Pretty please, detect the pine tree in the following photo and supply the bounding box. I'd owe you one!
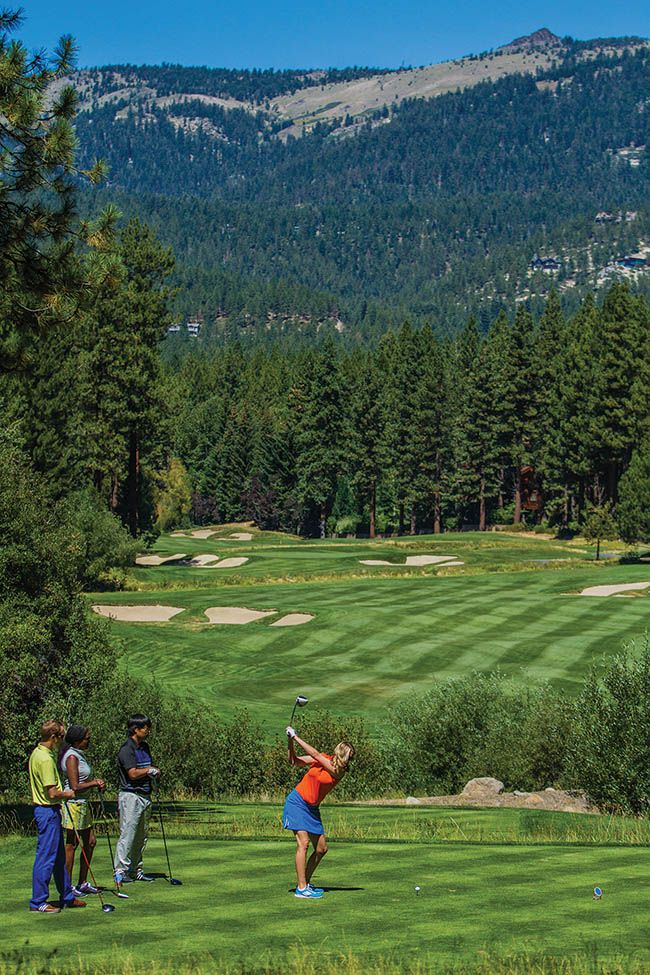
[294,341,344,537]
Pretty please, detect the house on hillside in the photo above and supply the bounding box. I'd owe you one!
[615,255,648,270]
[530,255,561,272]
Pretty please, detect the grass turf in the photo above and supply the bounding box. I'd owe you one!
[89,529,650,733]
[5,806,650,970]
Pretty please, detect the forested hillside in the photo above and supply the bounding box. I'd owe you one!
[71,39,650,334]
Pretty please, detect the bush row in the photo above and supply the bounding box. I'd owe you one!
[6,637,650,814]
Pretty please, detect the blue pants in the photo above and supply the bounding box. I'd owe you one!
[31,806,74,909]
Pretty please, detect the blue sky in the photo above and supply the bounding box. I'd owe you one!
[18,1,650,69]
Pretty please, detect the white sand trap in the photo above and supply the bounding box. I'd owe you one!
[270,613,314,627]
[204,607,276,624]
[360,555,462,567]
[211,557,249,569]
[578,582,650,597]
[92,604,183,622]
[437,561,465,567]
[170,529,216,539]
[229,532,253,541]
[184,554,221,566]
[135,553,187,566]
[405,555,459,566]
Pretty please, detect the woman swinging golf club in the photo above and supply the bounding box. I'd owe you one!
[283,727,355,899]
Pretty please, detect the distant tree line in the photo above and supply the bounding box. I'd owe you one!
[166,286,650,541]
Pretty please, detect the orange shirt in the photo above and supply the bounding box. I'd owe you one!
[295,755,338,806]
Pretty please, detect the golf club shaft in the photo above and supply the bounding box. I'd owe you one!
[154,784,175,882]
[97,795,120,887]
[63,800,110,911]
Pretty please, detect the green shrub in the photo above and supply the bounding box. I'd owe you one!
[564,636,650,813]
[80,675,266,799]
[381,674,572,796]
[60,489,139,588]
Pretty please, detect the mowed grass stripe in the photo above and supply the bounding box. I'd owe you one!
[90,559,650,732]
[5,835,650,965]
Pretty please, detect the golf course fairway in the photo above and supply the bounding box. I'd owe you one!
[88,530,650,732]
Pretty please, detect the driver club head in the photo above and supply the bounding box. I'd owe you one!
[295,695,308,708]
[102,903,115,913]
[170,877,183,886]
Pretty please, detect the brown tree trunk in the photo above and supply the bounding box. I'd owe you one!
[433,490,441,534]
[369,482,376,539]
[514,468,522,524]
[398,503,405,536]
[110,475,119,513]
[479,479,486,531]
[127,432,140,537]
[498,468,505,508]
[607,461,618,504]
[319,501,326,539]
[410,500,417,536]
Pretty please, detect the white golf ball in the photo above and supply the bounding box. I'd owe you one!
[415,885,421,893]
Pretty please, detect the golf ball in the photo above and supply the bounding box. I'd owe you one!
[415,885,421,894]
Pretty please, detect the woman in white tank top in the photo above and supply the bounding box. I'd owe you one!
[60,725,105,896]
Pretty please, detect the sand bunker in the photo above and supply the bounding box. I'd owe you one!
[229,532,253,541]
[170,529,216,539]
[360,555,463,567]
[203,607,276,624]
[92,605,183,622]
[183,554,221,566]
[212,557,249,569]
[135,553,187,566]
[578,582,650,597]
[270,613,314,627]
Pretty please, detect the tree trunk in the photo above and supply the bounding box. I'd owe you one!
[479,479,486,531]
[410,500,417,536]
[433,490,441,534]
[596,537,601,561]
[398,503,405,536]
[562,485,570,529]
[513,468,522,524]
[319,501,326,539]
[110,475,119,513]
[369,482,376,539]
[498,468,505,508]
[607,461,618,504]
[127,432,140,537]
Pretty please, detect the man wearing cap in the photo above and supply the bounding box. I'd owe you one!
[28,719,87,913]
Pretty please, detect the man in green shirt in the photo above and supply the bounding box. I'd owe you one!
[28,720,87,913]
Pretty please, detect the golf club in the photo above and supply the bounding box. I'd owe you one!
[289,695,309,727]
[63,801,115,913]
[96,794,129,899]
[154,783,182,886]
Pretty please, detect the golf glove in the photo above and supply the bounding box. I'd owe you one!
[286,726,297,739]
[147,767,161,778]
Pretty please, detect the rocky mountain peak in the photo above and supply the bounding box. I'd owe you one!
[499,27,563,52]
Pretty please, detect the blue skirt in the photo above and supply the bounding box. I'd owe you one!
[282,789,324,835]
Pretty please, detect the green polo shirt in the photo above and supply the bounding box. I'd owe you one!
[29,744,63,806]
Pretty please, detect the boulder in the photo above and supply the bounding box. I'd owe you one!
[461,777,505,798]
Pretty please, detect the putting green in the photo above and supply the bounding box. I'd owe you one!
[89,534,650,733]
[5,821,650,969]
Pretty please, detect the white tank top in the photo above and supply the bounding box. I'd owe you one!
[61,746,93,793]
